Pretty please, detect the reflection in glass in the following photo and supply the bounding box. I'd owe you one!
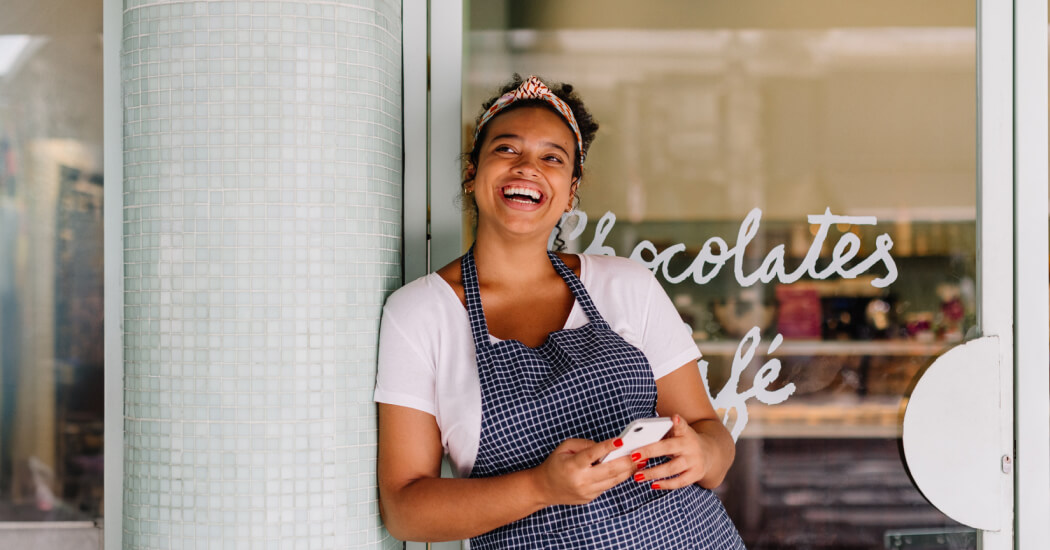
[467,2,977,547]
[0,0,104,521]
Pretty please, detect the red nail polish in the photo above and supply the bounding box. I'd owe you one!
[630,452,641,461]
[636,461,647,470]
[634,473,645,482]
[651,483,661,490]
[613,438,623,448]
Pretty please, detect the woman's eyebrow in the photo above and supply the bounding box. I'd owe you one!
[489,133,570,157]
[544,142,570,157]
[488,133,522,143]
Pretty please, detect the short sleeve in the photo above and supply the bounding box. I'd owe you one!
[639,274,701,380]
[374,309,438,417]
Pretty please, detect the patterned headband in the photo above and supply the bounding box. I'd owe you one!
[472,76,585,167]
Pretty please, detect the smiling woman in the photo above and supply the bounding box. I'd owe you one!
[458,76,598,247]
[375,75,745,548]
[468,107,577,241]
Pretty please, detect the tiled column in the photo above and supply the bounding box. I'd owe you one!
[121,1,402,548]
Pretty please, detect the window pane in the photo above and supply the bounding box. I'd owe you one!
[0,0,104,521]
[467,1,977,547]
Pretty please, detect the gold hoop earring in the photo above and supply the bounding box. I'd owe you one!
[565,194,578,213]
[566,178,581,212]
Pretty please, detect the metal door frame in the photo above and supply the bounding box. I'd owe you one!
[1009,0,1049,547]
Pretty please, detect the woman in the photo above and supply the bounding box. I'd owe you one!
[375,75,744,549]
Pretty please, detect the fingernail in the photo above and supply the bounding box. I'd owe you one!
[636,460,647,470]
[613,438,623,448]
[634,473,645,482]
[651,483,661,490]
[674,415,681,424]
[630,452,641,461]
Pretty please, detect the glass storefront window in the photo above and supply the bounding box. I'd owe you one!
[0,0,104,521]
[466,1,977,547]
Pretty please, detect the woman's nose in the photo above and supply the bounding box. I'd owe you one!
[513,155,540,176]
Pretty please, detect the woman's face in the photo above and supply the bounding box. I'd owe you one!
[469,106,578,243]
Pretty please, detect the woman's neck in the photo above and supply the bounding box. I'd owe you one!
[472,233,558,288]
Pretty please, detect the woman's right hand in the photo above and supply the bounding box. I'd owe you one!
[531,437,638,506]
[379,404,641,541]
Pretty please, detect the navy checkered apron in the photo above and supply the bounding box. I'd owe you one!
[462,248,745,549]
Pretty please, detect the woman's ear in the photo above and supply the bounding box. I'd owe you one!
[462,163,477,194]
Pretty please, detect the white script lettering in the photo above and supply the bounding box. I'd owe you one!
[551,207,897,437]
[699,327,796,441]
[558,207,898,288]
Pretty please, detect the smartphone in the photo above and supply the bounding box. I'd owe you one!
[599,417,673,463]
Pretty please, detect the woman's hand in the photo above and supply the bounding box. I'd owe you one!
[629,414,727,490]
[647,360,738,489]
[531,437,638,506]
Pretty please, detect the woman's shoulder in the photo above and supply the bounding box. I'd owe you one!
[576,254,664,320]
[383,272,462,322]
[578,253,657,284]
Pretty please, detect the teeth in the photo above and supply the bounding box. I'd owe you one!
[502,186,541,202]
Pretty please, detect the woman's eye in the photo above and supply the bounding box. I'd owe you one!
[494,145,515,153]
[544,155,564,164]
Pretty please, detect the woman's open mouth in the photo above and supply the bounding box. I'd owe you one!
[501,185,544,206]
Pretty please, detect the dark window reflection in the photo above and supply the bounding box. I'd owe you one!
[0,0,104,520]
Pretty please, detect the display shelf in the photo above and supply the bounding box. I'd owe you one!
[697,338,952,357]
[736,397,903,439]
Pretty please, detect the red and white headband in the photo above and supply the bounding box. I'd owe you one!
[472,76,585,167]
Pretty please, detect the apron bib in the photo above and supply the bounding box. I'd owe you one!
[462,248,745,549]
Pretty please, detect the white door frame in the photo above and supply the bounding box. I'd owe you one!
[976,0,1016,547]
[407,5,466,550]
[102,0,124,548]
[1010,0,1050,547]
[979,0,1050,548]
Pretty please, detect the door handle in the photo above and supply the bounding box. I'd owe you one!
[901,335,1006,531]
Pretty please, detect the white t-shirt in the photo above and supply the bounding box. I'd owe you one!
[374,253,701,478]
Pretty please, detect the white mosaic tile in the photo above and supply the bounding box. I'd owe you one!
[122,1,402,548]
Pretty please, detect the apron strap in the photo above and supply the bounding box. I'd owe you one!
[460,246,613,351]
[461,246,493,350]
[546,251,609,329]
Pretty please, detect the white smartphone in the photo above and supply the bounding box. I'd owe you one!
[599,417,673,463]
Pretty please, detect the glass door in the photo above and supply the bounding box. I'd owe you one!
[416,0,1032,547]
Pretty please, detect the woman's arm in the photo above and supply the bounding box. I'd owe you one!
[631,360,736,489]
[377,403,637,542]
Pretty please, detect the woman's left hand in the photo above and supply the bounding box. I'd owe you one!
[629,414,721,490]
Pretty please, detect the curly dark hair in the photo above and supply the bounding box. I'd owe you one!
[461,74,599,249]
